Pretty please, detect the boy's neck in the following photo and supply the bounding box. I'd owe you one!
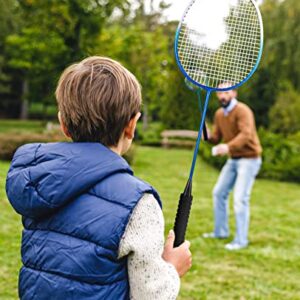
[109,144,123,156]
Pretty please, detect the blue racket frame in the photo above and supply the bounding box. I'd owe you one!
[175,0,264,93]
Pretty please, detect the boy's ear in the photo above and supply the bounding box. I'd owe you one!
[124,112,141,139]
[58,111,71,138]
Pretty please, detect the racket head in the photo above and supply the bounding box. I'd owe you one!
[175,0,264,92]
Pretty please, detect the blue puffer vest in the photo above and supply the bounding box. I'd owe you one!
[6,142,161,300]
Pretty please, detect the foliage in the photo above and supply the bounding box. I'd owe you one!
[199,140,227,170]
[136,121,165,146]
[160,62,203,130]
[0,120,136,163]
[258,128,300,181]
[0,130,67,160]
[269,84,300,135]
[0,0,19,112]
[0,0,299,132]
[96,1,172,129]
[28,103,58,120]
[2,147,300,299]
[244,0,300,128]
[2,0,131,118]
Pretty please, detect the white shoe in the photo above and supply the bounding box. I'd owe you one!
[225,242,247,251]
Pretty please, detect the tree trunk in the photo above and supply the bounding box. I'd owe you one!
[20,79,29,120]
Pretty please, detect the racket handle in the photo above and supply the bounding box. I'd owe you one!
[203,122,208,141]
[173,180,193,247]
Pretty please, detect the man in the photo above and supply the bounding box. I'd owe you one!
[203,82,262,250]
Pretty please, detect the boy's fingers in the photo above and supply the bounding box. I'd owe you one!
[165,230,175,250]
[184,240,191,249]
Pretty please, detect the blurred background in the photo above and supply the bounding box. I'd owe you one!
[0,0,299,299]
[0,0,299,181]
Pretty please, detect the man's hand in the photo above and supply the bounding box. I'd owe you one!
[212,143,229,156]
[202,126,211,140]
[162,230,192,277]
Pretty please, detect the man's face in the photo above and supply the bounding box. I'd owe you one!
[216,84,237,108]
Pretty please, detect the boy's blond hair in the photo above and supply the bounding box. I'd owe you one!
[55,56,142,146]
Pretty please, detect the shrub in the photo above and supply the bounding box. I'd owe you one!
[136,122,164,146]
[199,142,226,170]
[0,129,137,165]
[258,129,300,181]
[0,130,66,161]
[269,85,300,135]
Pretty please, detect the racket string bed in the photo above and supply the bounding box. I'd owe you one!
[177,0,262,89]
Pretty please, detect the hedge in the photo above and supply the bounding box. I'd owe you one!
[0,130,136,165]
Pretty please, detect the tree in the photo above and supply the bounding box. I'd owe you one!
[0,0,20,117]
[96,0,171,130]
[4,0,130,119]
[269,84,300,135]
[241,0,300,128]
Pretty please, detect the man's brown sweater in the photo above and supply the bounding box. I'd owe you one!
[209,102,262,158]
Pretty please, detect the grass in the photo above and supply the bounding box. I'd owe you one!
[1,146,300,299]
[0,161,22,300]
[133,147,300,299]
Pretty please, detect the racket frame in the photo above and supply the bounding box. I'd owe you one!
[172,0,264,246]
[174,0,264,92]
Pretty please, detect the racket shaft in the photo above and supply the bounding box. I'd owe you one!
[173,193,193,247]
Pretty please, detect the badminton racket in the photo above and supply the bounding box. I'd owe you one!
[173,0,263,247]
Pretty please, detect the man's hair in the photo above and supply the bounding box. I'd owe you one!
[55,56,142,146]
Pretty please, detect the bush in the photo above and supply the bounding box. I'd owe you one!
[199,141,226,170]
[199,128,300,182]
[269,85,300,135]
[136,122,164,146]
[0,129,137,165]
[29,103,58,120]
[0,130,67,161]
[258,129,300,181]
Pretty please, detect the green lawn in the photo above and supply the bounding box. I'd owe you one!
[1,147,300,299]
[0,161,22,300]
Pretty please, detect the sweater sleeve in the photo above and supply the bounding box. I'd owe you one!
[227,105,253,153]
[118,193,180,300]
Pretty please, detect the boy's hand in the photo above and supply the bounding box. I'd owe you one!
[162,230,192,277]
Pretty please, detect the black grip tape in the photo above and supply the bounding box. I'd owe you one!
[173,192,193,247]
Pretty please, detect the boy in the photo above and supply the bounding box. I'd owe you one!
[6,56,192,299]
